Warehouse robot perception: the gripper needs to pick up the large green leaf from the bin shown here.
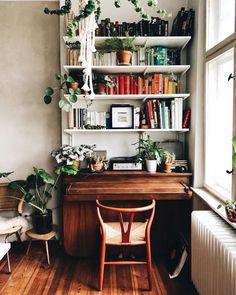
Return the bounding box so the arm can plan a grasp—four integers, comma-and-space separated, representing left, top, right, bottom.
67, 76, 75, 83
44, 95, 52, 104
232, 136, 236, 152
69, 88, 75, 95
44, 87, 54, 96
62, 165, 78, 175
33, 167, 55, 185
55, 73, 62, 80
233, 154, 236, 168
69, 94, 77, 103
9, 180, 27, 191
24, 192, 35, 203
0, 171, 14, 178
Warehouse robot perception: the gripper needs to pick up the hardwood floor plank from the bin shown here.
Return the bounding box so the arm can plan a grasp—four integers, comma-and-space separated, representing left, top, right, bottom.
0, 242, 198, 295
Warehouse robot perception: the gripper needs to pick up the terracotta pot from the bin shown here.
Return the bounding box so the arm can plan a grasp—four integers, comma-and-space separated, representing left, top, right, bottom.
97, 83, 106, 94
117, 50, 132, 65
71, 82, 79, 91
164, 163, 172, 173
91, 162, 104, 172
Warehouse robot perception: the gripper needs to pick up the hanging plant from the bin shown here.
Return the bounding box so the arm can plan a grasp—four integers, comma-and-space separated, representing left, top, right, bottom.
44, 0, 71, 15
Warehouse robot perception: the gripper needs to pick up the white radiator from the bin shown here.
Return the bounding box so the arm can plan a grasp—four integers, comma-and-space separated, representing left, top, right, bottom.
191, 210, 236, 295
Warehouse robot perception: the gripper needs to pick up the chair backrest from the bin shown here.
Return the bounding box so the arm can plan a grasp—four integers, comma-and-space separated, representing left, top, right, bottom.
0, 183, 24, 214
96, 200, 155, 243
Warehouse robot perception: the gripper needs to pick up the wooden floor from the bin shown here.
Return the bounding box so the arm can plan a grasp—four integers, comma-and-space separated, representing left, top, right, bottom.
0, 242, 198, 295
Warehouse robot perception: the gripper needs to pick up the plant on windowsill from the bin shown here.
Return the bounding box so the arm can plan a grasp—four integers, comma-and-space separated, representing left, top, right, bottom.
101, 34, 138, 65
0, 165, 78, 234
134, 135, 163, 173
162, 151, 176, 173
43, 73, 81, 112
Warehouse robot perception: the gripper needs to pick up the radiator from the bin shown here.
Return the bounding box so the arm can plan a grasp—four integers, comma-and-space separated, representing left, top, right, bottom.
191, 210, 236, 295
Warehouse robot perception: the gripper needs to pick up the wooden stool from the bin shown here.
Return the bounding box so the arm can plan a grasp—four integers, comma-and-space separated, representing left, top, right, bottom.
26, 229, 56, 264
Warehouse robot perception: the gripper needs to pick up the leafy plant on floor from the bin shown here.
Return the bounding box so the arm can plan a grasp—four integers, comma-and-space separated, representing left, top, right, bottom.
43, 73, 81, 112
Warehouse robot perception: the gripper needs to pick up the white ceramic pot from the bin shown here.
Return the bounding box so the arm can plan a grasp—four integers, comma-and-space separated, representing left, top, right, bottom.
146, 160, 157, 173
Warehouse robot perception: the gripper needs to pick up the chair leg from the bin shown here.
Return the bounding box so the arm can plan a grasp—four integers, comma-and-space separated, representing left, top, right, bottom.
146, 242, 153, 290
99, 242, 106, 291
26, 239, 32, 255
45, 240, 50, 265
6, 251, 11, 273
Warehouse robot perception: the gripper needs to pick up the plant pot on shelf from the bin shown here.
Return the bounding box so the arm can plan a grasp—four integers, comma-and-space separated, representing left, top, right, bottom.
117, 50, 132, 65
96, 83, 106, 95
32, 209, 53, 234
226, 208, 236, 222
164, 163, 172, 173
91, 162, 104, 172
146, 160, 157, 173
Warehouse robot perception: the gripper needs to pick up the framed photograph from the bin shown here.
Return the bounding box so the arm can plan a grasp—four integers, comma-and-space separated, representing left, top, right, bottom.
111, 105, 134, 129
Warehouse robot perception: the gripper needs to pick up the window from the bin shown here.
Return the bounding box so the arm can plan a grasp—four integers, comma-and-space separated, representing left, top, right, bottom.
205, 1, 236, 200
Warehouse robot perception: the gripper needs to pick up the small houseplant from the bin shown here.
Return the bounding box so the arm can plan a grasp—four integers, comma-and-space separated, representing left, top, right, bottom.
134, 136, 163, 173
0, 165, 78, 234
43, 73, 81, 112
101, 34, 138, 65
217, 200, 236, 222
88, 154, 108, 172
94, 75, 116, 95
162, 151, 176, 173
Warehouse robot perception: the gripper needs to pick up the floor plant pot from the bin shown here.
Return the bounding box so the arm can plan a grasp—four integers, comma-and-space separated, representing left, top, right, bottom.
117, 50, 132, 65
146, 160, 157, 173
32, 209, 52, 234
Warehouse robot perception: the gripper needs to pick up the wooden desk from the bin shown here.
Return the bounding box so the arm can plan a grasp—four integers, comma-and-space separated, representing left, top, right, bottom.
62, 171, 192, 256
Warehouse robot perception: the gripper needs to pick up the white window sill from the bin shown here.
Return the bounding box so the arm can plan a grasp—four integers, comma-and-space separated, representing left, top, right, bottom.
191, 187, 236, 230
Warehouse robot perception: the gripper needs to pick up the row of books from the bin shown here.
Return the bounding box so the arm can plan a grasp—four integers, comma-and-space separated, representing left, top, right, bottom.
95, 74, 179, 95
96, 18, 168, 37
171, 7, 195, 36
67, 49, 80, 66
140, 98, 184, 129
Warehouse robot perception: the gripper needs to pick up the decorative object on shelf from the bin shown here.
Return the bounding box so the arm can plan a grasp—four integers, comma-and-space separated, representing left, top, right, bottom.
43, 73, 81, 112
88, 154, 108, 172
94, 75, 116, 94
0, 166, 77, 234
51, 144, 96, 172
134, 135, 163, 173
217, 200, 236, 223
101, 34, 138, 65
162, 150, 175, 173
111, 104, 134, 129
226, 136, 236, 175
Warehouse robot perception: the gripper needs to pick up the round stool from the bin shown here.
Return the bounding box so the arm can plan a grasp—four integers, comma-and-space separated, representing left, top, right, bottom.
26, 228, 56, 264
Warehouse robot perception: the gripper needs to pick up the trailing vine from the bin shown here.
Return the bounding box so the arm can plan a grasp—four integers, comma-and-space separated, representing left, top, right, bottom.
44, 0, 71, 15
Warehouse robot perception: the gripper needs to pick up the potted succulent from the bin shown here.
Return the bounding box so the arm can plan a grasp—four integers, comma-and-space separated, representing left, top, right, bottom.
0, 165, 78, 234
217, 200, 236, 222
101, 34, 138, 65
162, 151, 176, 173
94, 75, 116, 94
43, 73, 81, 112
88, 154, 108, 172
134, 136, 163, 173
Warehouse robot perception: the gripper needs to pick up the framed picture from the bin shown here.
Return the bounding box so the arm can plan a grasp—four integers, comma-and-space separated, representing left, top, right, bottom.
111, 105, 134, 129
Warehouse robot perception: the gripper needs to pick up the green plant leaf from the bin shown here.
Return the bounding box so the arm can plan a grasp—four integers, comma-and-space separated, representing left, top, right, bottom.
58, 99, 66, 109
55, 73, 62, 80
61, 164, 78, 175
69, 88, 75, 95
233, 153, 236, 168
69, 94, 77, 103
44, 87, 54, 96
63, 74, 68, 81
232, 136, 236, 152
67, 76, 75, 83
44, 95, 52, 104
0, 171, 14, 178
24, 192, 35, 203
33, 167, 55, 185
75, 88, 81, 94
217, 204, 222, 209
9, 180, 27, 191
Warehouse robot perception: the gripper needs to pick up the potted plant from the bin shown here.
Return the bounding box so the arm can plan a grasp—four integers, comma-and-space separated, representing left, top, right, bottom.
0, 165, 78, 234
43, 73, 81, 112
162, 151, 176, 173
134, 136, 163, 173
88, 154, 108, 172
94, 75, 116, 94
51, 144, 96, 170
101, 34, 138, 65
217, 200, 236, 222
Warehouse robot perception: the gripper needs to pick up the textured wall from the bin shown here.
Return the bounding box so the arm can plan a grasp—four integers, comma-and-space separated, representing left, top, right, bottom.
0, 1, 61, 223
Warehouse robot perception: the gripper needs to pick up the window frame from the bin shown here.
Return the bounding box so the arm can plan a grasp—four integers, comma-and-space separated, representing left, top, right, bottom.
204, 0, 236, 202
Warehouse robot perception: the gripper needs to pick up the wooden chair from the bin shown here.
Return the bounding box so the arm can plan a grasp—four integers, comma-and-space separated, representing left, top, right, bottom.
0, 183, 25, 273
96, 199, 156, 291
